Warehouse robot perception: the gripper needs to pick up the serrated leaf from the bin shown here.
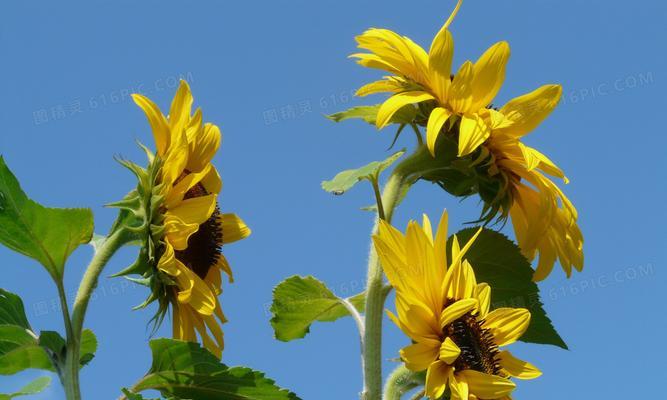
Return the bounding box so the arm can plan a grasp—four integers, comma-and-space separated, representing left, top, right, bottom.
0, 376, 51, 399
448, 228, 567, 349
38, 329, 97, 370
127, 339, 300, 400
327, 104, 417, 125
270, 276, 365, 342
322, 150, 405, 195
0, 157, 94, 280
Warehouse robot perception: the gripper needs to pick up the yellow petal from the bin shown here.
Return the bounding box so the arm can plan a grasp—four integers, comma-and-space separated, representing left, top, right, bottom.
498, 350, 542, 380
169, 194, 217, 226
132, 93, 170, 156
168, 80, 194, 137
458, 113, 490, 156
356, 79, 404, 97
470, 42, 510, 110
440, 298, 478, 327
400, 340, 440, 371
426, 107, 452, 156
165, 164, 213, 209
425, 361, 450, 400
448, 370, 469, 400
458, 370, 516, 398
201, 166, 223, 195
445, 259, 477, 300
439, 337, 461, 364
187, 123, 221, 173
428, 26, 454, 101
176, 267, 216, 315
498, 84, 563, 138
376, 91, 435, 129
433, 209, 449, 274
449, 61, 475, 114
483, 308, 531, 346
161, 138, 189, 187
215, 253, 234, 283
220, 213, 251, 244
474, 283, 491, 318
422, 214, 434, 244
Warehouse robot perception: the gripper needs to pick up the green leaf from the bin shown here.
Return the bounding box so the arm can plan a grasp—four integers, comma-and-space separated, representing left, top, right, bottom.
0, 325, 54, 375
270, 276, 364, 342
79, 329, 97, 367
0, 157, 94, 280
0, 289, 31, 329
127, 339, 300, 400
0, 289, 54, 376
322, 150, 405, 195
327, 104, 417, 125
0, 376, 51, 399
447, 228, 567, 349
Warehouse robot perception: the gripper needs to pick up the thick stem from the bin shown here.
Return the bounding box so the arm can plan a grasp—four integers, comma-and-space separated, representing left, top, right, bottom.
362, 171, 407, 400
383, 365, 420, 400
63, 228, 130, 400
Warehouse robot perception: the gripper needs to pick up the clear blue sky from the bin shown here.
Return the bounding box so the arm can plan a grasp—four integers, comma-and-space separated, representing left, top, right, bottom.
1, 1, 665, 399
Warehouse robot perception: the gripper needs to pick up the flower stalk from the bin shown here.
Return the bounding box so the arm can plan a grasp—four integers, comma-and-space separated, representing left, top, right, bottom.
62, 227, 134, 400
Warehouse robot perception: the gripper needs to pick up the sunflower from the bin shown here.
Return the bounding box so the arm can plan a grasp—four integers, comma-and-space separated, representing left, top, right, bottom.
352, 1, 583, 280
352, 0, 510, 158
131, 80, 250, 358
373, 211, 541, 399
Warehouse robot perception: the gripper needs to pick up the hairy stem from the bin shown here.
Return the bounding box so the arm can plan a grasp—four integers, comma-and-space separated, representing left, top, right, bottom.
362, 171, 407, 400
383, 365, 420, 400
63, 228, 131, 400
362, 146, 435, 400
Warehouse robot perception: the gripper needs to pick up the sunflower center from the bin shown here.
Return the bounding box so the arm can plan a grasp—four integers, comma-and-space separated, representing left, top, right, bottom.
444, 312, 501, 375
173, 176, 223, 280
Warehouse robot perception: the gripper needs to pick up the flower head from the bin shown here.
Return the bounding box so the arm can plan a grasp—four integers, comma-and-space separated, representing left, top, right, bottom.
373, 211, 541, 399
353, 0, 583, 280
116, 81, 250, 358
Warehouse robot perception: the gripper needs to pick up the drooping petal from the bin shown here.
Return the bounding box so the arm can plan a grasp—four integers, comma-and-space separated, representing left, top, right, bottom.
470, 41, 510, 110
400, 340, 440, 371
458, 369, 516, 398
498, 350, 542, 380
425, 361, 450, 400
439, 337, 461, 364
220, 213, 251, 244
483, 308, 531, 346
376, 91, 435, 129
426, 107, 452, 156
439, 298, 478, 327
458, 113, 490, 156
497, 84, 563, 138
448, 370, 469, 400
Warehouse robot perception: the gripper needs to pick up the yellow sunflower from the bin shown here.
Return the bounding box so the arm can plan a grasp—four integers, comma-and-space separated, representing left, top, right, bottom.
353, 1, 582, 280
132, 80, 250, 358
373, 210, 541, 399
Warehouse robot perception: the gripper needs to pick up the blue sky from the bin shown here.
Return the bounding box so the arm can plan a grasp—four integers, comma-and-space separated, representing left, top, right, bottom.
1, 0, 665, 399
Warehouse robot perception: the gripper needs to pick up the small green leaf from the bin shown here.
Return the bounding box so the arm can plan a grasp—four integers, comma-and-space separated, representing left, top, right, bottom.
0, 157, 94, 280
120, 389, 159, 400
127, 339, 300, 400
322, 150, 405, 195
79, 329, 97, 367
448, 228, 567, 349
0, 376, 51, 399
0, 289, 31, 329
270, 276, 365, 342
327, 104, 416, 125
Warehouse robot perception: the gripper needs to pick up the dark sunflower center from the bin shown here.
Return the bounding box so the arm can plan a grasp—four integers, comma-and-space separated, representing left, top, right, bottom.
444, 311, 501, 375
173, 175, 223, 280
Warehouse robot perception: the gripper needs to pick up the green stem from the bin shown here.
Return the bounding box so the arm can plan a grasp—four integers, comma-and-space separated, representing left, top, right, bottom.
362, 173, 406, 400
55, 281, 74, 396
63, 228, 131, 400
362, 146, 435, 400
383, 365, 419, 400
